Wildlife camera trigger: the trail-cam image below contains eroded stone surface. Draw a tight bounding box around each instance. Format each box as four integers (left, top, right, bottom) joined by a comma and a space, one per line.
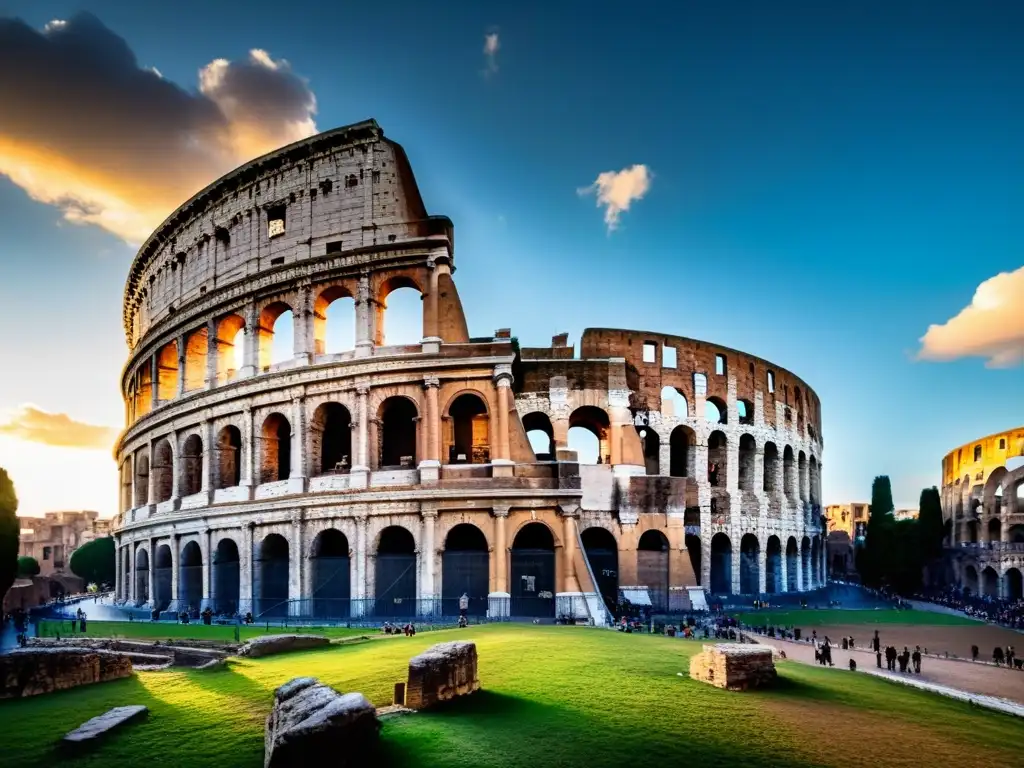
1, 648, 133, 699
264, 677, 379, 768
405, 641, 480, 710
63, 705, 148, 746
689, 643, 777, 691
239, 635, 330, 658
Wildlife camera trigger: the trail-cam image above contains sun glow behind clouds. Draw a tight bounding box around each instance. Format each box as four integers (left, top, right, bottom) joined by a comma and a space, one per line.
0, 436, 117, 517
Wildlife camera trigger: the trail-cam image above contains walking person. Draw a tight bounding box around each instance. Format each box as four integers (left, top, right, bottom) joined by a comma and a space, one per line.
912, 646, 922, 674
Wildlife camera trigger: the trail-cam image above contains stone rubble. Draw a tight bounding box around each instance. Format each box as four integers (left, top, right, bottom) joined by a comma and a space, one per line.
405, 641, 480, 710
63, 705, 148, 748
264, 677, 379, 768
1, 648, 133, 699
689, 643, 777, 691
238, 634, 331, 658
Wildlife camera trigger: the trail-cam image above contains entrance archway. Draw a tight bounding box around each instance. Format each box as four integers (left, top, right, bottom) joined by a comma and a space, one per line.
765, 536, 782, 594
637, 530, 669, 611
134, 548, 149, 606
311, 529, 351, 618
685, 534, 701, 586
511, 523, 556, 617
710, 533, 732, 594
212, 539, 239, 615
178, 541, 203, 614
375, 526, 417, 617
255, 533, 289, 618
786, 537, 799, 591
740, 534, 760, 594
441, 524, 489, 616
582, 527, 618, 614
154, 544, 172, 612
1006, 568, 1023, 601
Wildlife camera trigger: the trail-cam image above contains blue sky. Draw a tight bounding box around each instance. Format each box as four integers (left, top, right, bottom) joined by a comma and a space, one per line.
0, 1, 1022, 515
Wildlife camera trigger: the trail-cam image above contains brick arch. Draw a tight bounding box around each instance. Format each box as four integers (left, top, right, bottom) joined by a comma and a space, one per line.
373, 269, 427, 301
441, 385, 494, 417
303, 521, 358, 559
368, 517, 423, 555
369, 386, 423, 419
508, 513, 563, 550
435, 513, 495, 552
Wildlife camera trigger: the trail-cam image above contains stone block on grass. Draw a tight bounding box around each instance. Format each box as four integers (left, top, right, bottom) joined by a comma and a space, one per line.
238, 634, 330, 658
264, 677, 379, 768
62, 705, 148, 749
0, 648, 133, 699
405, 641, 479, 710
689, 644, 777, 691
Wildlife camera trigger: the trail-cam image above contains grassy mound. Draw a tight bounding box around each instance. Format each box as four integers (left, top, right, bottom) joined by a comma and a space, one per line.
3, 625, 1018, 768
729, 608, 981, 627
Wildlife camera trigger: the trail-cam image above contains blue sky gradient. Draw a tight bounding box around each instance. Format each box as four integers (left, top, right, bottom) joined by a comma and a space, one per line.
1, 1, 1022, 514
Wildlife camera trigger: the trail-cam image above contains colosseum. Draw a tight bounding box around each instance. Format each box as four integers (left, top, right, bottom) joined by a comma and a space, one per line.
110, 120, 826, 624
941, 427, 1024, 600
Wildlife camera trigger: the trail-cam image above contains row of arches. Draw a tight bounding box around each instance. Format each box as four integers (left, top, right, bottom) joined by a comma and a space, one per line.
961, 565, 1024, 601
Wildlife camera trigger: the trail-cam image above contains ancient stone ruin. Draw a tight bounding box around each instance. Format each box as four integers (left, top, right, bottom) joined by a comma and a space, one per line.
0, 648, 133, 699
264, 677, 379, 768
63, 705, 148, 750
689, 644, 777, 691
405, 641, 479, 710
239, 634, 331, 659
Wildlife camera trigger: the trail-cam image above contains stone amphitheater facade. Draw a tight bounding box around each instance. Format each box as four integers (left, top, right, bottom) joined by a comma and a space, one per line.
940, 427, 1024, 600
111, 120, 826, 623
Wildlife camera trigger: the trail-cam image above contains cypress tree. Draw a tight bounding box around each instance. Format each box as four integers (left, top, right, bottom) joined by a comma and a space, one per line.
0, 468, 19, 600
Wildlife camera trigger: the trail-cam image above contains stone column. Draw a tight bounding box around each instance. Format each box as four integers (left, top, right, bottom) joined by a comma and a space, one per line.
241, 406, 256, 492
490, 505, 511, 617
795, 547, 804, 591
423, 378, 440, 463
201, 420, 213, 496
421, 508, 437, 614
176, 334, 187, 397
731, 543, 741, 594
114, 541, 122, 601
290, 514, 303, 615
129, 543, 137, 604
562, 511, 578, 593
150, 355, 160, 409
170, 534, 180, 611
368, 419, 380, 471
354, 274, 373, 358
202, 529, 212, 608
352, 512, 368, 616
758, 546, 767, 594
148, 537, 157, 608
290, 396, 307, 488
493, 367, 513, 465
205, 318, 218, 389
294, 284, 314, 365
351, 385, 370, 482
241, 523, 254, 612
780, 547, 788, 592
424, 260, 440, 341
240, 300, 259, 378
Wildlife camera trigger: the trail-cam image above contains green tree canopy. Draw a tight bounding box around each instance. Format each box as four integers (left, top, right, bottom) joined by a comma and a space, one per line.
917, 486, 946, 563
858, 475, 895, 587
0, 468, 19, 599
69, 536, 115, 587
17, 555, 39, 578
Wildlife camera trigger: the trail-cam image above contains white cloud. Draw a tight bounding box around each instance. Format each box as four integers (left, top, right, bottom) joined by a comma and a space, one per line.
0, 12, 318, 244
917, 265, 1024, 368
483, 32, 499, 76
0, 404, 119, 450
577, 164, 652, 232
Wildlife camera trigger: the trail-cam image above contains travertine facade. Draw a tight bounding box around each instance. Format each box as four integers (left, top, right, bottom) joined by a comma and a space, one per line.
940, 427, 1024, 599
111, 120, 826, 623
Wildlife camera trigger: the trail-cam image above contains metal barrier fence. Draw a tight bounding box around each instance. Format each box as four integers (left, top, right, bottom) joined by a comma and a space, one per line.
94, 595, 606, 625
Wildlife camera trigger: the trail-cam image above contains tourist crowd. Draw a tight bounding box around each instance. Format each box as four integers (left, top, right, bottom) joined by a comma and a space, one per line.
909, 587, 1024, 630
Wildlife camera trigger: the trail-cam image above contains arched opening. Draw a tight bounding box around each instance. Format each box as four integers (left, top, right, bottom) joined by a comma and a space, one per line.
511, 522, 556, 618
981, 566, 999, 597
375, 526, 417, 617
178, 541, 203, 613
670, 426, 695, 478
376, 280, 422, 346
134, 453, 150, 507
378, 396, 418, 468
445, 393, 490, 464
183, 328, 208, 393
737, 399, 753, 425
707, 431, 727, 487
786, 537, 799, 591
582, 528, 618, 614
962, 564, 979, 595
685, 534, 702, 586
121, 548, 131, 600
156, 340, 178, 402
705, 397, 727, 424
637, 530, 669, 611
152, 440, 174, 503
154, 544, 172, 612
254, 533, 289, 618
636, 426, 660, 475
134, 548, 149, 606
763, 443, 779, 493
765, 536, 782, 594
1010, 525, 1024, 543
260, 413, 292, 484
212, 539, 240, 615
660, 386, 688, 419
798, 451, 808, 501
710, 533, 732, 594
135, 365, 153, 417
215, 314, 246, 383
215, 426, 242, 489
314, 286, 356, 354
311, 529, 351, 619
523, 412, 555, 460
313, 403, 353, 475
740, 534, 760, 594
258, 301, 294, 370
800, 537, 812, 588
809, 457, 820, 504
441, 524, 489, 617
568, 406, 610, 465
738, 434, 756, 491
1005, 568, 1023, 601
965, 519, 979, 544
988, 517, 1001, 543
783, 446, 796, 497
180, 434, 203, 497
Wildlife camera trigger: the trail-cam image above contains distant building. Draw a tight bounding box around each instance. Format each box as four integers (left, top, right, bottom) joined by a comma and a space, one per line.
18, 511, 110, 576
824, 503, 869, 543
893, 508, 919, 522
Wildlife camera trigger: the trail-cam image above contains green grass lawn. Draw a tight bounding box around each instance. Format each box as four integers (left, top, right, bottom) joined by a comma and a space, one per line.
36, 619, 405, 643
3, 624, 1019, 768
729, 608, 982, 627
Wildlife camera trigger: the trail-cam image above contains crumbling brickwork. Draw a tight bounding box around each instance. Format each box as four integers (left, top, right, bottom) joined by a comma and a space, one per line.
405, 641, 480, 710
689, 644, 777, 690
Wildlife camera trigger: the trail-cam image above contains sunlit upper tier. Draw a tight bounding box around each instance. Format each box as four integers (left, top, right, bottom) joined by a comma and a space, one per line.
121, 119, 453, 350
941, 427, 1024, 488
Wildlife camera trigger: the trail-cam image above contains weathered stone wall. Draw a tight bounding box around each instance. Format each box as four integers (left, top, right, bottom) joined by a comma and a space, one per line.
689, 644, 777, 691
239, 634, 331, 658
0, 648, 133, 699
405, 641, 479, 710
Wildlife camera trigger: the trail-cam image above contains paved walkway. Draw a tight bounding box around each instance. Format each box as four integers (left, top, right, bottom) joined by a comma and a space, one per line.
756, 634, 1024, 717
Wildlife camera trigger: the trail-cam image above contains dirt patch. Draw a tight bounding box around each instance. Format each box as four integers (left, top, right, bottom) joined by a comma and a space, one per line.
769, 696, 1021, 768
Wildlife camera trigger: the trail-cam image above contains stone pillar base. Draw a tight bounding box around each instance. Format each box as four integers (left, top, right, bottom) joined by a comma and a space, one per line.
488, 592, 510, 618
286, 477, 306, 495
418, 460, 440, 484
348, 468, 369, 489
556, 592, 590, 620
491, 459, 514, 478
421, 337, 442, 354
354, 341, 373, 358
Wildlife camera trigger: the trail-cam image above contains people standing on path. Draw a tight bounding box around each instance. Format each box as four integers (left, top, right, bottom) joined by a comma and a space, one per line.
912, 646, 922, 674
